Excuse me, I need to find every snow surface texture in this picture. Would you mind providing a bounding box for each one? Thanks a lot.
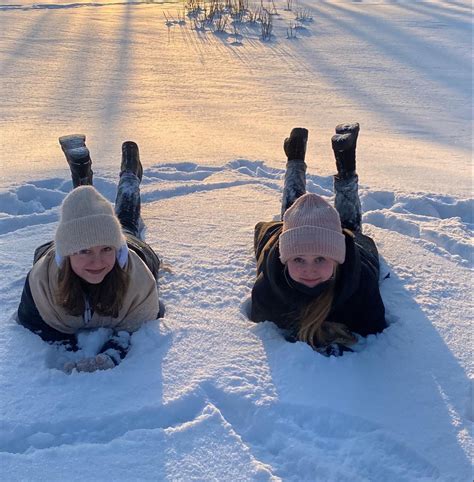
[0,0,472,196]
[0,0,472,480]
[0,161,472,480]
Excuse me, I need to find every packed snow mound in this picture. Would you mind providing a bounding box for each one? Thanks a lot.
[0,161,472,480]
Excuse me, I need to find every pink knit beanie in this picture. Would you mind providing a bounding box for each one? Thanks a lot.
[279,193,346,264]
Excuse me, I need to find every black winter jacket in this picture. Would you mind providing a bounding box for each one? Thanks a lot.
[250,221,386,342]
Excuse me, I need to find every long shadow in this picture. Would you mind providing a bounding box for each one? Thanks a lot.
[179,19,257,70]
[0,1,179,11]
[272,38,440,138]
[397,0,473,28]
[446,0,472,10]
[395,1,473,59]
[320,1,470,96]
[45,12,101,118]
[181,23,215,65]
[100,1,134,130]
[256,265,472,478]
[0,10,57,76]
[279,4,472,150]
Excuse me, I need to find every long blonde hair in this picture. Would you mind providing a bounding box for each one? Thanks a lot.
[297,268,357,349]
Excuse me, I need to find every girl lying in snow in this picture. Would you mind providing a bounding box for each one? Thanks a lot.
[250,124,387,356]
[17,136,162,373]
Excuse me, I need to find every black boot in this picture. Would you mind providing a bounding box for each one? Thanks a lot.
[332,125,359,179]
[121,141,143,181]
[284,127,308,162]
[59,134,86,152]
[333,122,359,178]
[59,134,93,187]
[335,122,360,138]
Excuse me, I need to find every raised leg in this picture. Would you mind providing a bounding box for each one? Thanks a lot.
[334,175,362,233]
[281,127,308,219]
[115,141,144,238]
[332,122,362,232]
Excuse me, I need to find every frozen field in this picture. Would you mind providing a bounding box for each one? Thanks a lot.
[0,0,472,480]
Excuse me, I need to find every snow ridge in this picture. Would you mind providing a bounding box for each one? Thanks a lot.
[1,161,471,264]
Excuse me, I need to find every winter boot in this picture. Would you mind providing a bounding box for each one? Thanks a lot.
[335,122,360,138]
[59,134,86,152]
[284,127,308,162]
[59,134,93,187]
[331,124,359,179]
[120,141,143,181]
[281,127,308,218]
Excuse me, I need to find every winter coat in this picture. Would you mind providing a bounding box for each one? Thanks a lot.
[17,235,161,343]
[250,221,386,343]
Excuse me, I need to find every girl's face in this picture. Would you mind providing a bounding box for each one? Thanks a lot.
[286,255,336,288]
[69,245,116,284]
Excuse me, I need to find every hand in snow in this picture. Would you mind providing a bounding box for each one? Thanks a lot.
[315,343,354,357]
[63,354,116,374]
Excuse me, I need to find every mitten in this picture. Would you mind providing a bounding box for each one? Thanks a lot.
[63,354,115,374]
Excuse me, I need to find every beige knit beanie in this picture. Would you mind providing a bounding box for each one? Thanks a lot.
[55,186,126,257]
[279,193,346,264]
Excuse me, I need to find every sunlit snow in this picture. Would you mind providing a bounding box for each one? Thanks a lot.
[0,0,472,480]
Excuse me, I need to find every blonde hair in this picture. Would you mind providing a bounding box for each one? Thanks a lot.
[297,268,357,349]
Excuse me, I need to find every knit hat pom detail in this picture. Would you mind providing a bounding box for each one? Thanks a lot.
[279,193,346,264]
[55,186,126,257]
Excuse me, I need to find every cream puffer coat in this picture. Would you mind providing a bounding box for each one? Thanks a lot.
[23,248,159,335]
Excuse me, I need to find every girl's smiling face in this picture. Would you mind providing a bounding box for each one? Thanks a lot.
[69,245,116,284]
[286,255,336,288]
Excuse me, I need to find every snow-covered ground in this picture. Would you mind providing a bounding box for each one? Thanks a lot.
[0,0,472,480]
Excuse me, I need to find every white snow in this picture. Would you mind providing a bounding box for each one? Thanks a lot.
[0,0,472,480]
